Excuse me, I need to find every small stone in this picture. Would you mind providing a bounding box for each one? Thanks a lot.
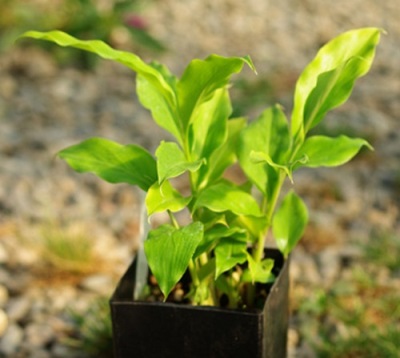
[0,243,8,264]
[0,309,8,336]
[0,323,24,356]
[318,248,341,285]
[0,284,8,307]
[173,288,185,302]
[291,249,321,285]
[287,327,300,348]
[5,272,32,295]
[25,349,52,358]
[25,322,55,348]
[80,274,115,295]
[0,75,18,100]
[287,328,300,358]
[6,296,31,323]
[51,343,80,358]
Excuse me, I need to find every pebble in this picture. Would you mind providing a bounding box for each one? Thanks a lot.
[26,349,52,358]
[0,284,8,307]
[51,343,83,358]
[80,274,115,295]
[25,323,55,348]
[0,323,24,356]
[0,309,8,336]
[317,248,341,285]
[290,249,321,285]
[287,328,300,357]
[6,296,32,323]
[0,243,8,264]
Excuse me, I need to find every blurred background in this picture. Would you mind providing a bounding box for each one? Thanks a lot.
[0,0,399,357]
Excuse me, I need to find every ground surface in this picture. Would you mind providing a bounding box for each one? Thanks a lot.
[0,0,399,356]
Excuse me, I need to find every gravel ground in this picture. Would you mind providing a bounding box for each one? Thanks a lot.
[0,0,399,356]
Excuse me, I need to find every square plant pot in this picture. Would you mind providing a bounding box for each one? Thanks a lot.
[110,248,289,358]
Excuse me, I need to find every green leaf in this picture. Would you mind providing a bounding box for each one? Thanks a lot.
[243,255,275,284]
[145,180,191,218]
[20,30,176,103]
[194,181,261,217]
[21,31,181,143]
[294,135,372,168]
[215,238,248,278]
[136,75,181,144]
[189,88,231,161]
[291,28,382,141]
[272,191,308,257]
[193,224,245,259]
[177,54,255,132]
[197,117,246,188]
[238,105,290,196]
[232,215,268,242]
[144,222,204,299]
[58,137,157,191]
[250,151,293,182]
[155,141,205,184]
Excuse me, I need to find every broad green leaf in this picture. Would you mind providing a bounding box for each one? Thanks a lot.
[272,191,308,257]
[250,151,293,182]
[155,141,205,184]
[215,238,248,278]
[194,180,261,217]
[177,54,255,132]
[145,180,191,218]
[194,224,246,259]
[21,30,176,105]
[144,222,203,299]
[58,137,157,191]
[136,68,181,144]
[189,88,231,160]
[294,135,372,168]
[243,255,275,284]
[238,105,290,196]
[197,117,246,188]
[231,215,268,242]
[291,28,382,141]
[21,31,182,143]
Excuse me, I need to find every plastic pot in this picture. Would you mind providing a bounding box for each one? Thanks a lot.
[110,248,289,358]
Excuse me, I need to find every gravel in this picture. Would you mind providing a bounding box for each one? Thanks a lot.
[0,0,399,356]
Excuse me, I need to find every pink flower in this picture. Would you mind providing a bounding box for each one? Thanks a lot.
[124,14,147,30]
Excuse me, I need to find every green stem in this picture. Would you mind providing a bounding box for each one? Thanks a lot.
[188,259,200,288]
[254,171,286,263]
[168,210,179,229]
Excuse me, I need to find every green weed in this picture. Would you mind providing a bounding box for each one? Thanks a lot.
[298,260,400,358]
[65,296,113,358]
[39,223,98,275]
[362,233,400,271]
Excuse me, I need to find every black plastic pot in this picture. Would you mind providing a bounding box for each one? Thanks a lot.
[110,248,289,358]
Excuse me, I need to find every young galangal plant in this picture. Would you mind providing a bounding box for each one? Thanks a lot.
[21,28,382,308]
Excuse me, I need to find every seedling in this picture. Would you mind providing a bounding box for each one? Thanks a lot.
[20,28,382,308]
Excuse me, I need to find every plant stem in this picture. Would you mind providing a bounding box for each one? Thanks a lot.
[254,171,286,263]
[168,210,179,229]
[188,259,200,288]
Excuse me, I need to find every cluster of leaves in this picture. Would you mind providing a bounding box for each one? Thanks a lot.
[21,28,381,307]
[2,0,164,67]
